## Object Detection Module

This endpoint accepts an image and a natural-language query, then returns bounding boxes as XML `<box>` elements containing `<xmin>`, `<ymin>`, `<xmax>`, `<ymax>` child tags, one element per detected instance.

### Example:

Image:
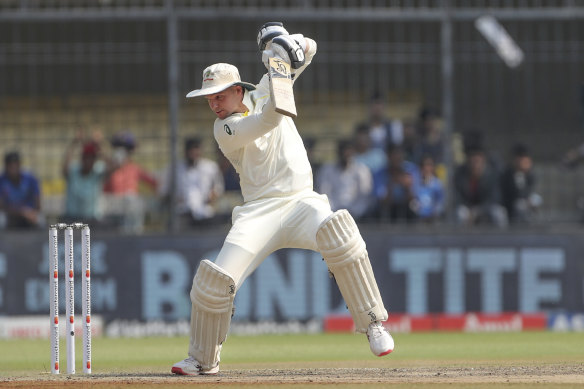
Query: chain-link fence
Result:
<box><xmin>1</xmin><ymin>0</ymin><xmax>583</xmax><ymax>232</ymax></box>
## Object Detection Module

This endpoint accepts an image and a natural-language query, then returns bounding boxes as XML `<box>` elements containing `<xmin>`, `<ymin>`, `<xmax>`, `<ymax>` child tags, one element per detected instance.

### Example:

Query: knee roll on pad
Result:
<box><xmin>316</xmin><ymin>210</ymin><xmax>388</xmax><ymax>333</ymax></box>
<box><xmin>189</xmin><ymin>259</ymin><xmax>236</xmax><ymax>370</ymax></box>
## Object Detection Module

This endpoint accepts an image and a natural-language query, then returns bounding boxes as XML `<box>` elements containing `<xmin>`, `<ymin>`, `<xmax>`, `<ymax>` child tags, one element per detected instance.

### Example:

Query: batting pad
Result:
<box><xmin>188</xmin><ymin>259</ymin><xmax>236</xmax><ymax>370</ymax></box>
<box><xmin>316</xmin><ymin>210</ymin><xmax>388</xmax><ymax>333</ymax></box>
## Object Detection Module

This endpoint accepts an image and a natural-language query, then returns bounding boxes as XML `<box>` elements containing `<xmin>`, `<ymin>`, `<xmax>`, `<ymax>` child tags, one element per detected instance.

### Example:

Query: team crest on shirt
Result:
<box><xmin>224</xmin><ymin>124</ymin><xmax>234</xmax><ymax>135</ymax></box>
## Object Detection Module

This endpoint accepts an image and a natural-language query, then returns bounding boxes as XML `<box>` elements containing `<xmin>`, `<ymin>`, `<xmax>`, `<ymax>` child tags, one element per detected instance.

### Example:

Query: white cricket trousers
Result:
<box><xmin>214</xmin><ymin>189</ymin><xmax>332</xmax><ymax>288</ymax></box>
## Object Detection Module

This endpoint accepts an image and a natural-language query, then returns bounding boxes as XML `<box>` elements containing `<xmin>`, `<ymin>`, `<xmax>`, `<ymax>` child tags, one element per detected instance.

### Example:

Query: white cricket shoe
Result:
<box><xmin>171</xmin><ymin>356</ymin><xmax>219</xmax><ymax>375</ymax></box>
<box><xmin>367</xmin><ymin>321</ymin><xmax>394</xmax><ymax>357</ymax></box>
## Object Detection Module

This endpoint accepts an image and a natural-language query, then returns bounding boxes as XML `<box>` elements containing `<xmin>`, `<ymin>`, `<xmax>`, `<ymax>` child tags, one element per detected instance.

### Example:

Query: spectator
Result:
<box><xmin>358</xmin><ymin>90</ymin><xmax>403</xmax><ymax>150</ymax></box>
<box><xmin>401</xmin><ymin>118</ymin><xmax>418</xmax><ymax>162</ymax></box>
<box><xmin>216</xmin><ymin>145</ymin><xmax>240</xmax><ymax>192</ymax></box>
<box><xmin>62</xmin><ymin>131</ymin><xmax>112</xmax><ymax>225</ymax></box>
<box><xmin>103</xmin><ymin>130</ymin><xmax>158</xmax><ymax>234</ymax></box>
<box><xmin>353</xmin><ymin>123</ymin><xmax>387</xmax><ymax>178</ymax></box>
<box><xmin>454</xmin><ymin>146</ymin><xmax>508</xmax><ymax>227</ymax></box>
<box><xmin>316</xmin><ymin>139</ymin><xmax>373</xmax><ymax>221</ymax></box>
<box><xmin>159</xmin><ymin>137</ymin><xmax>225</xmax><ymax>227</ymax></box>
<box><xmin>214</xmin><ymin>144</ymin><xmax>242</xmax><ymax>222</ymax></box>
<box><xmin>462</xmin><ymin>128</ymin><xmax>504</xmax><ymax>174</ymax></box>
<box><xmin>411</xmin><ymin>155</ymin><xmax>445</xmax><ymax>223</ymax></box>
<box><xmin>500</xmin><ymin>143</ymin><xmax>542</xmax><ymax>224</ymax></box>
<box><xmin>372</xmin><ymin>144</ymin><xmax>420</xmax><ymax>223</ymax></box>
<box><xmin>412</xmin><ymin>106</ymin><xmax>444</xmax><ymax>166</ymax></box>
<box><xmin>0</xmin><ymin>151</ymin><xmax>43</xmax><ymax>229</ymax></box>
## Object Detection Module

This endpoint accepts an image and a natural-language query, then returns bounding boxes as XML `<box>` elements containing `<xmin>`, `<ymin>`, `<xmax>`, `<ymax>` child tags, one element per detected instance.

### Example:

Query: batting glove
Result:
<box><xmin>289</xmin><ymin>33</ymin><xmax>307</xmax><ymax>52</ymax></box>
<box><xmin>257</xmin><ymin>22</ymin><xmax>288</xmax><ymax>51</ymax></box>
<box><xmin>261</xmin><ymin>47</ymin><xmax>278</xmax><ymax>71</ymax></box>
<box><xmin>271</xmin><ymin>35</ymin><xmax>305</xmax><ymax>69</ymax></box>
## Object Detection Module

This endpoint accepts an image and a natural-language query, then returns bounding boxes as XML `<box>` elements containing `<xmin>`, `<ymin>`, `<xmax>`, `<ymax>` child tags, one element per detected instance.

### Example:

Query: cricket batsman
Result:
<box><xmin>171</xmin><ymin>22</ymin><xmax>394</xmax><ymax>376</ymax></box>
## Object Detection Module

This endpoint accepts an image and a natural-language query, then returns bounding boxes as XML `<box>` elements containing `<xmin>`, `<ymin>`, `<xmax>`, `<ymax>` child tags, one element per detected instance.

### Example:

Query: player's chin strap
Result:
<box><xmin>188</xmin><ymin>259</ymin><xmax>236</xmax><ymax>370</ymax></box>
<box><xmin>316</xmin><ymin>210</ymin><xmax>388</xmax><ymax>333</ymax></box>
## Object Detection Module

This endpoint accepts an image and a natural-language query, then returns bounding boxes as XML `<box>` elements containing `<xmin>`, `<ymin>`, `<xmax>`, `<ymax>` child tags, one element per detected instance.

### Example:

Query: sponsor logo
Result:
<box><xmin>274</xmin><ymin>58</ymin><xmax>287</xmax><ymax>74</ymax></box>
<box><xmin>224</xmin><ymin>124</ymin><xmax>233</xmax><ymax>135</ymax></box>
<box><xmin>270</xmin><ymin>58</ymin><xmax>290</xmax><ymax>79</ymax></box>
<box><xmin>325</xmin><ymin>313</ymin><xmax>547</xmax><ymax>333</ymax></box>
<box><xmin>549</xmin><ymin>313</ymin><xmax>584</xmax><ymax>331</ymax></box>
<box><xmin>464</xmin><ymin>313</ymin><xmax>526</xmax><ymax>332</ymax></box>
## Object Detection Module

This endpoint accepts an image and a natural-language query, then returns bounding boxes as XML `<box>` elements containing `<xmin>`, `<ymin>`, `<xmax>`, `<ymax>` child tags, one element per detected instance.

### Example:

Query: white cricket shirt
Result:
<box><xmin>213</xmin><ymin>40</ymin><xmax>317</xmax><ymax>203</ymax></box>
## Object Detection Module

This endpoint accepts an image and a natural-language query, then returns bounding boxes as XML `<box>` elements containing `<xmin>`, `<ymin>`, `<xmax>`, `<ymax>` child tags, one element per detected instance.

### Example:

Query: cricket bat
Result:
<box><xmin>268</xmin><ymin>57</ymin><xmax>297</xmax><ymax>118</ymax></box>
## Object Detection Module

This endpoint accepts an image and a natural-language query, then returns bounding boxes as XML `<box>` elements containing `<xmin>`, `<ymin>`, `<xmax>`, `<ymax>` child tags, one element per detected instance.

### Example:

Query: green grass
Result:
<box><xmin>1</xmin><ymin>331</ymin><xmax>583</xmax><ymax>388</ymax></box>
<box><xmin>225</xmin><ymin>331</ymin><xmax>584</xmax><ymax>365</ymax></box>
<box><xmin>0</xmin><ymin>331</ymin><xmax>583</xmax><ymax>375</ymax></box>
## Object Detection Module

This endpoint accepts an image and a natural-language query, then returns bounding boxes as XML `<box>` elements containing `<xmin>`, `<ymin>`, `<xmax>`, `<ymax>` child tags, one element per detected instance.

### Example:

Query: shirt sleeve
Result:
<box><xmin>138</xmin><ymin>167</ymin><xmax>158</xmax><ymax>190</ymax></box>
<box><xmin>212</xmin><ymin>163</ymin><xmax>225</xmax><ymax>197</ymax></box>
<box><xmin>358</xmin><ymin>163</ymin><xmax>373</xmax><ymax>196</ymax></box>
<box><xmin>32</xmin><ymin>176</ymin><xmax>41</xmax><ymax>197</ymax></box>
<box><xmin>214</xmin><ymin>92</ymin><xmax>283</xmax><ymax>154</ymax></box>
<box><xmin>28</xmin><ymin>174</ymin><xmax>41</xmax><ymax>208</ymax></box>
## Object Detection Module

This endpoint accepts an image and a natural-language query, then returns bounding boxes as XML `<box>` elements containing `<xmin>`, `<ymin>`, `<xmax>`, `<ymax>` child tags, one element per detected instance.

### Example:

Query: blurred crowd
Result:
<box><xmin>0</xmin><ymin>92</ymin><xmax>553</xmax><ymax>233</ymax></box>
<box><xmin>312</xmin><ymin>92</ymin><xmax>543</xmax><ymax>228</ymax></box>
<box><xmin>0</xmin><ymin>126</ymin><xmax>238</xmax><ymax>233</ymax></box>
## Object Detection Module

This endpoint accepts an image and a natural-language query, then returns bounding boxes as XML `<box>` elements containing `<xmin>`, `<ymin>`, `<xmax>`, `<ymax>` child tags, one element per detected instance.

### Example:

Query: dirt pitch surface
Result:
<box><xmin>1</xmin><ymin>364</ymin><xmax>583</xmax><ymax>387</ymax></box>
